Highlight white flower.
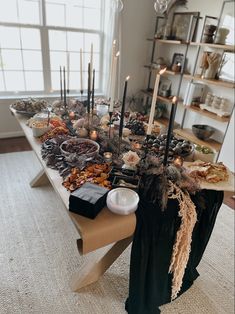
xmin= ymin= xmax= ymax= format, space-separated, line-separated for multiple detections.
xmin=122 ymin=151 xmax=140 ymax=167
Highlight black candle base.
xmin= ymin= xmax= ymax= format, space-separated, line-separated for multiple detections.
xmin=108 ymin=111 xmax=113 ymax=139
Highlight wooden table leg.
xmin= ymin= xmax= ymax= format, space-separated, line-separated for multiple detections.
xmin=30 ymin=169 xmax=49 ymax=187
xmin=70 ymin=236 xmax=133 ymax=292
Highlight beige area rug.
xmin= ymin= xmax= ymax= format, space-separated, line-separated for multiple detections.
xmin=0 ymin=151 xmax=234 ymax=314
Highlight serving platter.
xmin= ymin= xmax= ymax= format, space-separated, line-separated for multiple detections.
xmin=10 ymin=104 xmax=37 ymax=117
xmin=184 ymin=161 xmax=234 ymax=192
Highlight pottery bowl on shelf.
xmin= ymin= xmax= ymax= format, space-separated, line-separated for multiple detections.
xmin=106 ymin=188 xmax=139 ymax=215
xmin=60 ymin=138 xmax=100 ymax=160
xmin=192 ymin=124 xmax=215 ymax=140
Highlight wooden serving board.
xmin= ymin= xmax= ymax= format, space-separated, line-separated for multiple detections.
xmin=184 ymin=161 xmax=235 ymax=192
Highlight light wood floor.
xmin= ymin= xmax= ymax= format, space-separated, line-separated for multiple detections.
xmin=0 ymin=136 xmax=234 ymax=209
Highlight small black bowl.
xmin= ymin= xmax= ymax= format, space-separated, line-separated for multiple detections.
xmin=192 ymin=124 xmax=215 ymax=140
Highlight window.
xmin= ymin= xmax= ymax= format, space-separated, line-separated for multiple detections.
xmin=0 ymin=0 xmax=104 ymax=95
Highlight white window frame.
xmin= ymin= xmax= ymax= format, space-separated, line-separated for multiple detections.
xmin=0 ymin=0 xmax=105 ymax=97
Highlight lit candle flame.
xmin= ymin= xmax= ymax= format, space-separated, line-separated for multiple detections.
xmin=159 ymin=67 xmax=167 ymax=75
xmin=172 ymin=96 xmax=178 ymax=104
xmin=126 ymin=75 xmax=130 ymax=81
xmin=116 ymin=51 xmax=120 ymax=57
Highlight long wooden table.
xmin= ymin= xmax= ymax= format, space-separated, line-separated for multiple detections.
xmin=11 ymin=109 xmax=136 ymax=291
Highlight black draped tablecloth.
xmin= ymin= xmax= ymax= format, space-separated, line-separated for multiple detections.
xmin=125 ymin=189 xmax=224 ymax=314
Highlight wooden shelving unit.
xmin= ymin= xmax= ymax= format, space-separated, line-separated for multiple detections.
xmin=184 ymin=105 xmax=230 ymax=123
xmin=173 ymin=128 xmax=222 ymax=152
xmin=156 ymin=39 xmax=184 ymax=45
xmin=147 ymin=39 xmax=235 ymax=51
xmin=154 ymin=117 xmax=169 ymax=127
xmin=155 ymin=117 xmax=179 ymax=128
xmin=183 ymin=74 xmax=235 ymax=89
xmin=144 ymin=65 xmax=188 ymax=76
xmin=141 ymin=89 xmax=176 ymax=104
xmin=143 ymin=15 xmax=234 ymax=161
xmin=147 ymin=38 xmax=183 ymax=45
xmin=190 ymin=42 xmax=235 ymax=51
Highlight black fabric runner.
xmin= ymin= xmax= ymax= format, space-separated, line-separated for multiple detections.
xmin=125 ymin=190 xmax=224 ymax=314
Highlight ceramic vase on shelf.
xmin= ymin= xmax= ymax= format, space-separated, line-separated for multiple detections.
xmin=163 ymin=23 xmax=172 ymax=39
xmin=204 ymin=53 xmax=221 ymax=79
xmin=204 ymin=64 xmax=220 ymax=79
xmin=202 ymin=24 xmax=217 ymax=43
xmin=214 ymin=28 xmax=230 ymax=45
xmin=205 ymin=93 xmax=214 ymax=106
xmin=211 ymin=96 xmax=221 ymax=109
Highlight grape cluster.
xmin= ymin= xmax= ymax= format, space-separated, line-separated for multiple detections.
xmin=143 ymin=134 xmax=193 ymax=160
xmin=125 ymin=119 xmax=146 ymax=135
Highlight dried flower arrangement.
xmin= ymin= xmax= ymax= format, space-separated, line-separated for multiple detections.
xmin=122 ymin=151 xmax=141 ymax=168
xmin=138 ymin=153 xmax=200 ymax=300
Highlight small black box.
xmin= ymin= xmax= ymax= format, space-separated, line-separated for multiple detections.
xmin=69 ymin=183 xmax=109 ymax=219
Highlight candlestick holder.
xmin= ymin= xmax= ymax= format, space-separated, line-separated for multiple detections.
xmin=108 ymin=111 xmax=113 ymax=139
xmin=80 ymin=90 xmax=84 ymax=102
xmin=142 ymin=134 xmax=151 ymax=159
xmin=118 ymin=136 xmax=121 ymax=156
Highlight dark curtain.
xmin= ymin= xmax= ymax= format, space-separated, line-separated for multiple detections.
xmin=125 ymin=190 xmax=224 ymax=314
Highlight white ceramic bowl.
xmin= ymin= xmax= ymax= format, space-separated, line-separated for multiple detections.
xmin=32 ymin=124 xmax=51 ymax=137
xmin=193 ymin=149 xmax=217 ymax=163
xmin=106 ymin=188 xmax=139 ymax=215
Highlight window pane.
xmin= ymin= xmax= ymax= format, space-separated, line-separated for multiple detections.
xmin=51 ymin=71 xmax=59 ymax=91
xmin=82 ymin=71 xmax=99 ymax=90
xmin=94 ymin=71 xmax=99 ymax=90
xmin=67 ymin=32 xmax=84 ymax=52
xmin=25 ymin=71 xmax=43 ymax=91
xmin=5 ymin=71 xmax=25 ymax=91
xmin=18 ymin=0 xmax=40 ymax=25
xmin=47 ymin=0 xmax=82 ymax=5
xmin=49 ymin=30 xmax=66 ymax=51
xmin=46 ymin=3 xmax=65 ymax=27
xmin=69 ymin=71 xmax=80 ymax=90
xmin=0 ymin=71 xmax=5 ymax=91
xmin=84 ymin=53 xmax=100 ymax=71
xmin=0 ymin=27 xmax=21 ymax=49
xmin=85 ymin=0 xmax=101 ymax=8
xmin=0 ymin=0 xmax=18 ymax=23
xmin=66 ymin=6 xmax=83 ymax=28
xmin=84 ymin=34 xmax=100 ymax=53
xmin=70 ymin=52 xmax=82 ymax=71
xmin=50 ymin=51 xmax=67 ymax=70
xmin=23 ymin=51 xmax=42 ymax=70
xmin=84 ymin=8 xmax=100 ymax=30
xmin=1 ymin=50 xmax=23 ymax=70
xmin=0 ymin=54 xmax=3 ymax=69
xmin=21 ymin=28 xmax=41 ymax=49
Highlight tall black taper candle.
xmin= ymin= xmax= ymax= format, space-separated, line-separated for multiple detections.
xmin=163 ymin=96 xmax=178 ymax=166
xmin=87 ymin=63 xmax=91 ymax=115
xmin=63 ymin=66 xmax=67 ymax=109
xmin=118 ymin=76 xmax=130 ymax=154
xmin=92 ymin=69 xmax=95 ymax=115
xmin=60 ymin=66 xmax=63 ymax=100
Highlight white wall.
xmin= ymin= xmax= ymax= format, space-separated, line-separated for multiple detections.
xmin=119 ymin=0 xmax=155 ymax=96
xmin=219 ymin=110 xmax=235 ymax=172
xmin=0 ymin=98 xmax=23 ymax=138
